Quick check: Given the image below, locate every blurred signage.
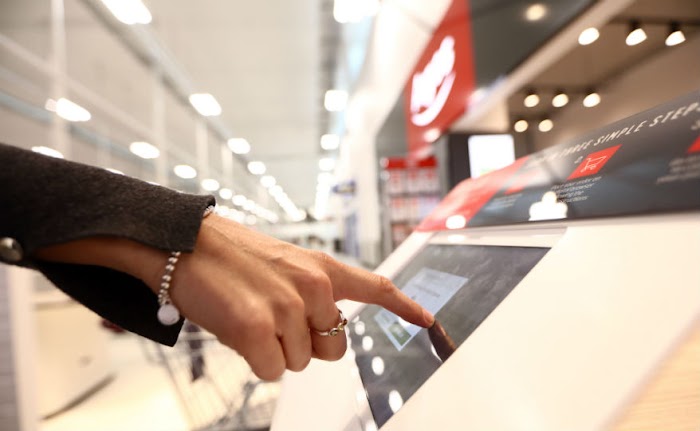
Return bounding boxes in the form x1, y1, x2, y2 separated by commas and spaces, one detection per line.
404, 0, 475, 160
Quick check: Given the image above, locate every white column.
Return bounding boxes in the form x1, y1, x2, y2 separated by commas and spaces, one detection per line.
152, 68, 168, 186
5, 267, 39, 431
195, 118, 208, 191
50, 0, 69, 158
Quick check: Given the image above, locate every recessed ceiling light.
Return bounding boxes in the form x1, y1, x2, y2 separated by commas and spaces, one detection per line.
551, 91, 569, 108
46, 98, 91, 122
247, 161, 266, 175
538, 119, 554, 132
189, 93, 222, 116
583, 91, 601, 108
524, 3, 548, 21
324, 89, 348, 112
260, 175, 276, 188
129, 141, 160, 159
514, 119, 529, 133
219, 188, 233, 200
100, 0, 152, 24
524, 91, 540, 108
174, 164, 197, 179
201, 178, 220, 191
320, 134, 340, 150
665, 22, 686, 46
625, 21, 647, 46
578, 27, 600, 45
227, 138, 250, 154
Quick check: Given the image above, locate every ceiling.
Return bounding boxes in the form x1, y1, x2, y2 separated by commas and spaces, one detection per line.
146, 0, 330, 210
507, 0, 700, 124
1, 0, 699, 219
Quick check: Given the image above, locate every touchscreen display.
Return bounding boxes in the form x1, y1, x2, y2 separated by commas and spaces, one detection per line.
349, 244, 550, 427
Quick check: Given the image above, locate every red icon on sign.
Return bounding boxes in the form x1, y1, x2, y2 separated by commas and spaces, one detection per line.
688, 135, 700, 154
567, 145, 622, 180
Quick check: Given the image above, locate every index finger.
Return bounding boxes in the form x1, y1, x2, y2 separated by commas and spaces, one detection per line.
328, 261, 434, 328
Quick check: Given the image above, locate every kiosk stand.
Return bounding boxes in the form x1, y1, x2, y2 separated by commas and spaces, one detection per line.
272, 91, 700, 430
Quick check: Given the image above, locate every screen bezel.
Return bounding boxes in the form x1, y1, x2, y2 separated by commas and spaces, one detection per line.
348, 228, 564, 430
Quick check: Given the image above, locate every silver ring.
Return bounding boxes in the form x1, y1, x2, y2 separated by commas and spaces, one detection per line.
313, 308, 348, 337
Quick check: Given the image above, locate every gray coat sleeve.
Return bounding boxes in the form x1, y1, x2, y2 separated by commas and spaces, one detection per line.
0, 142, 216, 345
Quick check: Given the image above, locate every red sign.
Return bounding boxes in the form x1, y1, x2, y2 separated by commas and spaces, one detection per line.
567, 145, 621, 181
404, 0, 475, 160
687, 135, 700, 153
417, 157, 527, 231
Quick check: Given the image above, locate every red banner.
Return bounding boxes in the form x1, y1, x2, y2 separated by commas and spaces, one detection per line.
404, 0, 475, 160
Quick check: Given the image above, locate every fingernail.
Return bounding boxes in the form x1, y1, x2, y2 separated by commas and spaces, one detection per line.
423, 309, 435, 327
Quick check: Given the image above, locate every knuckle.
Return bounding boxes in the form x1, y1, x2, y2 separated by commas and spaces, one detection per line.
253, 362, 285, 381
288, 353, 312, 372
244, 312, 276, 340
376, 275, 396, 296
311, 249, 332, 264
276, 294, 305, 317
299, 269, 332, 295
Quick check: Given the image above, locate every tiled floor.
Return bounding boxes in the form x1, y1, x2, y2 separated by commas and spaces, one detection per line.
40, 334, 189, 431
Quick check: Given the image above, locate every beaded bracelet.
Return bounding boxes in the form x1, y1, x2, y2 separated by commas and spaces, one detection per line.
157, 205, 215, 326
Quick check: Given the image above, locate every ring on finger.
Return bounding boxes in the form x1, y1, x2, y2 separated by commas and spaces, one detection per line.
312, 308, 348, 337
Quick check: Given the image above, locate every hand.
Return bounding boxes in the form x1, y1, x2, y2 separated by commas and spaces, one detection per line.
168, 214, 434, 380
34, 214, 434, 380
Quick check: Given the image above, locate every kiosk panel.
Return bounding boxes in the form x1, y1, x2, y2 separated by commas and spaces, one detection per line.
349, 243, 550, 427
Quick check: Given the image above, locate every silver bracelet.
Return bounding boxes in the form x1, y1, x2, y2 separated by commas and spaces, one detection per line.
157, 204, 215, 326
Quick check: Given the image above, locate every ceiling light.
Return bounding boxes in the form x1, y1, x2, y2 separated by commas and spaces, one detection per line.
319, 157, 335, 171
665, 22, 686, 46
625, 21, 647, 46
247, 161, 266, 175
188, 93, 222, 116
333, 0, 378, 23
227, 138, 250, 154
31, 146, 64, 159
324, 89, 348, 112
201, 178, 220, 191
583, 90, 601, 108
318, 172, 334, 185
320, 134, 340, 150
219, 188, 233, 200
129, 141, 160, 159
46, 98, 91, 122
551, 90, 569, 108
578, 27, 600, 45
524, 90, 540, 108
260, 175, 276, 188
100, 0, 152, 25
174, 164, 197, 179
524, 3, 548, 22
538, 118, 554, 132
514, 119, 529, 133
269, 185, 283, 196
233, 194, 247, 206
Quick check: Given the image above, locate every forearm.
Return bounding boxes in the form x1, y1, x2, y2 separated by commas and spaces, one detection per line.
33, 235, 166, 295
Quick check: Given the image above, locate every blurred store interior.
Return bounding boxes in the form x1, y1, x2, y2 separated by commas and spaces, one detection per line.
1, 0, 699, 430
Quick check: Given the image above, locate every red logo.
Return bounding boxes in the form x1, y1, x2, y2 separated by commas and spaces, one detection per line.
688, 135, 700, 154
568, 145, 621, 180
404, 0, 475, 160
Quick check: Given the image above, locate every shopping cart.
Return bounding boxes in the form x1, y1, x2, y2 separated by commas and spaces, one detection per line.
154, 322, 280, 431
581, 155, 608, 172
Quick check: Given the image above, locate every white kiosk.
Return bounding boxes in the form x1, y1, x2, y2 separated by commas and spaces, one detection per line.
272, 91, 700, 430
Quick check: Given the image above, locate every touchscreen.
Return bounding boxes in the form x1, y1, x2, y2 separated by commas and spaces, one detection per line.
349, 244, 550, 427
